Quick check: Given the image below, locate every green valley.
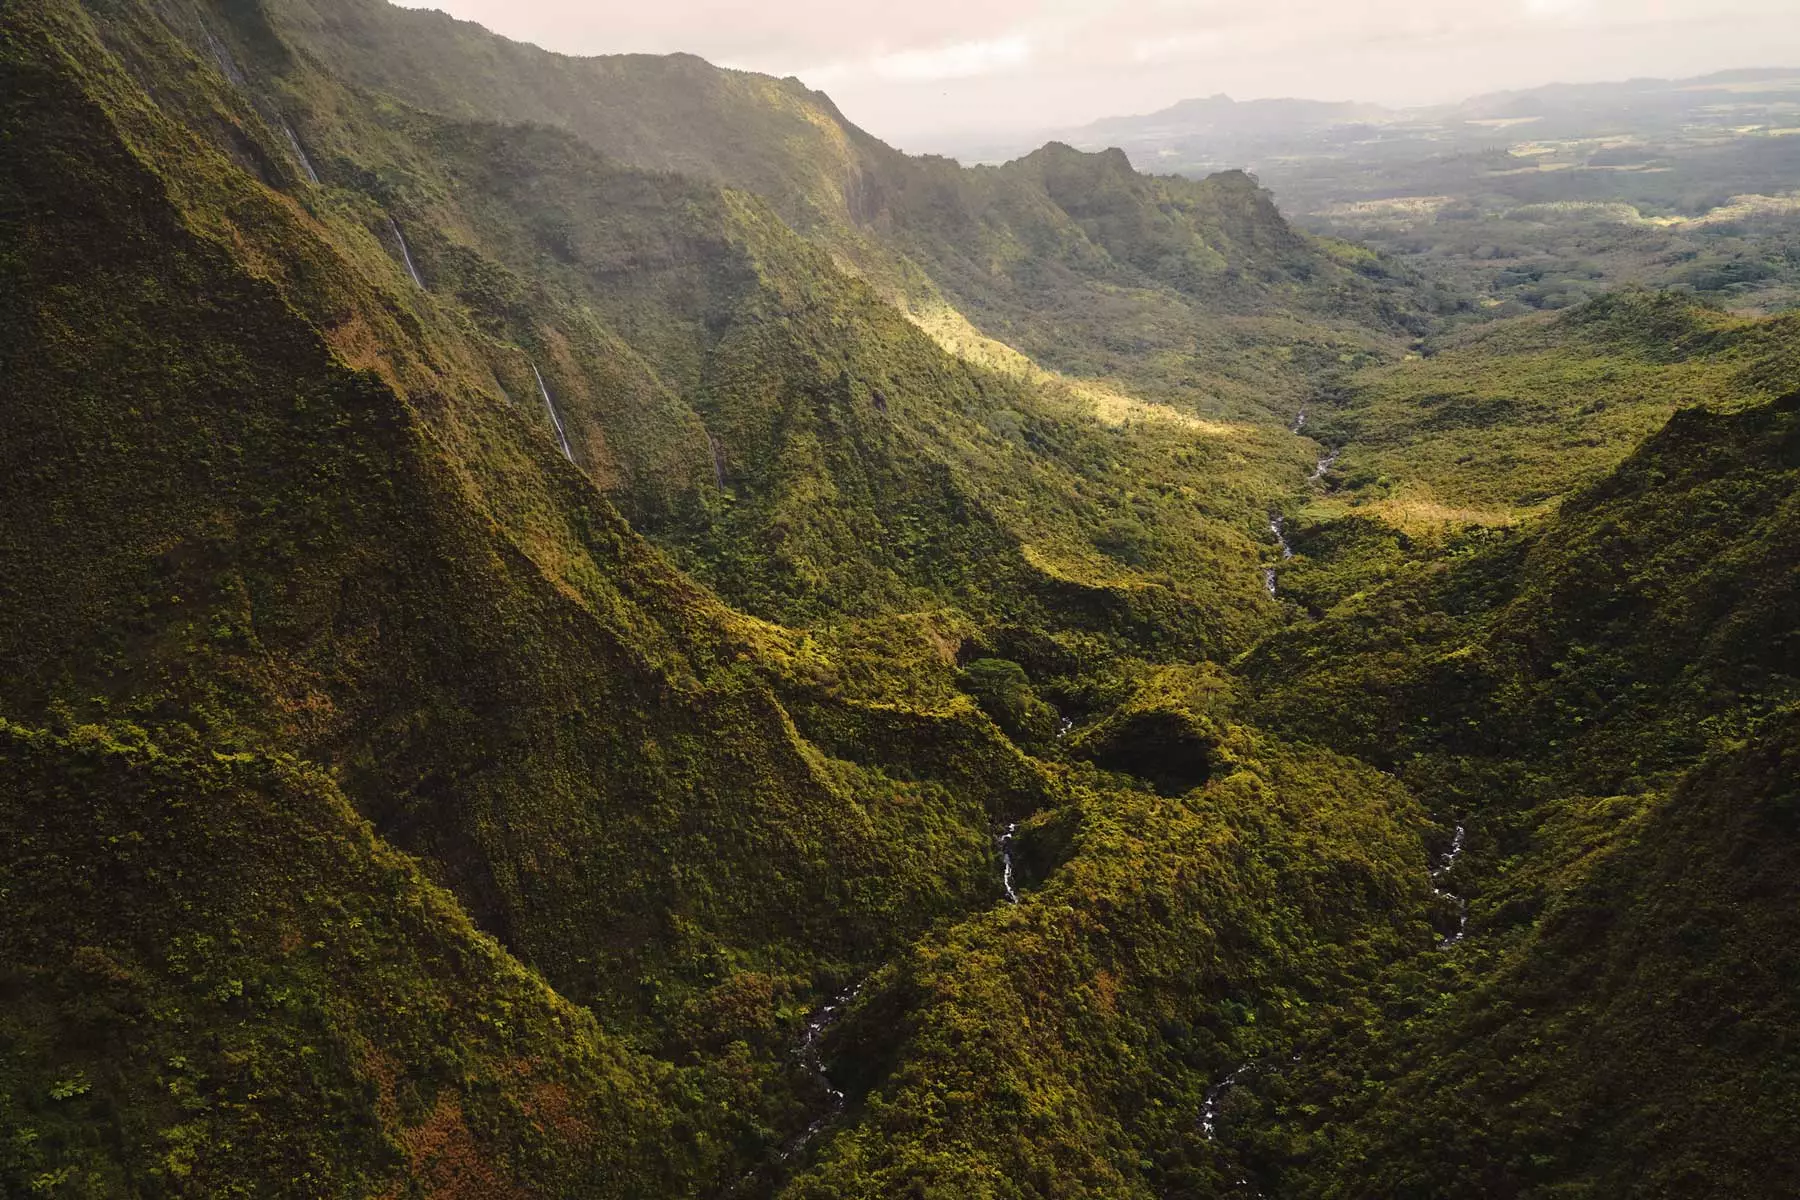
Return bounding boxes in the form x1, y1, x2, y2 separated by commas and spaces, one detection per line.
1, 1, 1795, 1197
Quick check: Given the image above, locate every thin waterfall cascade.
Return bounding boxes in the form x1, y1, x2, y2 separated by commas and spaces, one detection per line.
1270, 513, 1294, 560
1264, 512, 1295, 598
1201, 1064, 1251, 1139
705, 429, 727, 488
1431, 824, 1469, 947
1293, 405, 1307, 434
387, 216, 424, 288
1309, 448, 1339, 483
999, 823, 1020, 904
531, 363, 575, 463
196, 19, 247, 88
280, 119, 319, 185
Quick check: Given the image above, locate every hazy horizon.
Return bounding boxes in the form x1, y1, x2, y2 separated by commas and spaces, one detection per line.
390, 0, 1800, 151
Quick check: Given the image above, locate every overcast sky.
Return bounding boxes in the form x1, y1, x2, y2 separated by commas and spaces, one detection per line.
394, 0, 1800, 150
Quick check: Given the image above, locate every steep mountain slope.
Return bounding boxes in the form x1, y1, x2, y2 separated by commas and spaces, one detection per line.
3, 0, 1006, 1042
0, 725, 730, 1198
257, 0, 1436, 420
1236, 387, 1800, 1196
131, 0, 1398, 650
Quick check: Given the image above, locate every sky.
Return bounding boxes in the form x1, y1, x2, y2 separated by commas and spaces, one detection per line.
392, 0, 1800, 150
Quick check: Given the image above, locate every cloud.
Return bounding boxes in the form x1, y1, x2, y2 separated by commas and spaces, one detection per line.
1130, 30, 1226, 64
1522, 0, 1596, 20
869, 34, 1033, 80
804, 33, 1034, 84
398, 0, 1800, 146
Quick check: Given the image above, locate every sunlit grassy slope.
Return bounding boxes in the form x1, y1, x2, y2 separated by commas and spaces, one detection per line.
1305, 291, 1788, 531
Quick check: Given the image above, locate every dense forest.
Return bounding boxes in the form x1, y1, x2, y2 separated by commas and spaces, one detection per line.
1, 1, 1795, 1197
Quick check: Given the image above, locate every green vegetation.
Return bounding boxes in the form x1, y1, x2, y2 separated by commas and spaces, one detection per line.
1300, 290, 1784, 531
1236, 389, 1800, 1196
3, 0, 1797, 1196
1036, 71, 1800, 317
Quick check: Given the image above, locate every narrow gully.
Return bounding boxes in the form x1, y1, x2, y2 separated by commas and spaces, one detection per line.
1264, 512, 1294, 598
705, 429, 727, 488
1263, 411, 1337, 594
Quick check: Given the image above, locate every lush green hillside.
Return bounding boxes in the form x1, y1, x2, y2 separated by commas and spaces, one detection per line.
3, 0, 1797, 1195
105, 0, 1417, 651
258, 0, 1440, 421
1235, 388, 1800, 1196
0, 724, 731, 1198
1299, 291, 1792, 530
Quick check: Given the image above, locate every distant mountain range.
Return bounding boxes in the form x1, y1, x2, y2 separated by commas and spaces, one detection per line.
944, 67, 1800, 171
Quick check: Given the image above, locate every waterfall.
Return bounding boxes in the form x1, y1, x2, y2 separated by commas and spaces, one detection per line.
1309, 449, 1339, 483
531, 363, 575, 463
1264, 512, 1294, 598
1270, 513, 1294, 560
777, 983, 863, 1161
387, 216, 423, 288
999, 823, 1019, 904
1202, 1064, 1250, 1139
280, 119, 319, 185
1431, 824, 1469, 947
1293, 406, 1307, 434
196, 19, 246, 87
705, 429, 726, 488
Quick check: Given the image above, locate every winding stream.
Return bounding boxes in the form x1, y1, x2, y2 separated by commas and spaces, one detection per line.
778, 983, 863, 1160
387, 216, 424, 288
531, 363, 575, 462
1432, 824, 1468, 947
1263, 402, 1342, 594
